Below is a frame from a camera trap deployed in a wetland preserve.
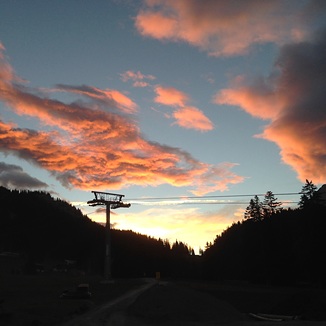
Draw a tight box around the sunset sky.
[1,0,326,252]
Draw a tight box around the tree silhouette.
[244,195,263,221]
[0,187,198,278]
[262,191,282,218]
[299,180,318,208]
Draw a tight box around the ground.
[63,279,326,326]
[105,281,326,326]
[1,275,326,325]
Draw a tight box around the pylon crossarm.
[111,202,131,209]
[87,199,104,206]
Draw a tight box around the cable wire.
[79,192,301,211]
[127,192,300,201]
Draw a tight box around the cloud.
[154,86,214,131]
[135,0,320,56]
[0,161,48,189]
[214,75,281,120]
[214,29,326,184]
[120,70,156,87]
[154,86,189,107]
[173,107,213,131]
[0,44,243,194]
[54,84,137,114]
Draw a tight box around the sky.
[1,0,326,253]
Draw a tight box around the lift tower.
[87,191,131,281]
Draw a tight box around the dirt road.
[61,280,326,326]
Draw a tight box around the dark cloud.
[0,161,48,189]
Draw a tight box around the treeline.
[0,187,104,274]
[203,181,326,285]
[1,182,326,285]
[0,186,196,278]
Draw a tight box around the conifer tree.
[244,195,263,221]
[299,180,318,208]
[262,191,282,217]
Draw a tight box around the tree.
[171,241,192,256]
[244,195,263,221]
[299,180,318,208]
[262,191,282,218]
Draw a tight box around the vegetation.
[0,186,196,279]
[1,181,326,325]
[244,191,282,221]
[204,181,326,285]
[1,180,326,286]
[298,179,319,208]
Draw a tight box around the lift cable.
[127,192,301,202]
[78,192,301,211]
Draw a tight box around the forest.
[0,186,196,278]
[203,181,326,285]
[1,181,326,286]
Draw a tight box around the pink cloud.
[214,76,282,120]
[135,0,315,56]
[0,44,242,194]
[261,119,326,183]
[136,11,177,40]
[154,85,214,132]
[154,86,189,107]
[173,107,213,131]
[215,29,326,184]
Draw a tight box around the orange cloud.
[0,118,242,194]
[135,0,314,56]
[261,118,326,184]
[173,107,213,131]
[0,45,242,194]
[154,86,214,132]
[215,29,326,184]
[154,86,188,107]
[214,76,282,120]
[136,11,177,40]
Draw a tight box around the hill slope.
[204,203,326,285]
[0,187,195,277]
